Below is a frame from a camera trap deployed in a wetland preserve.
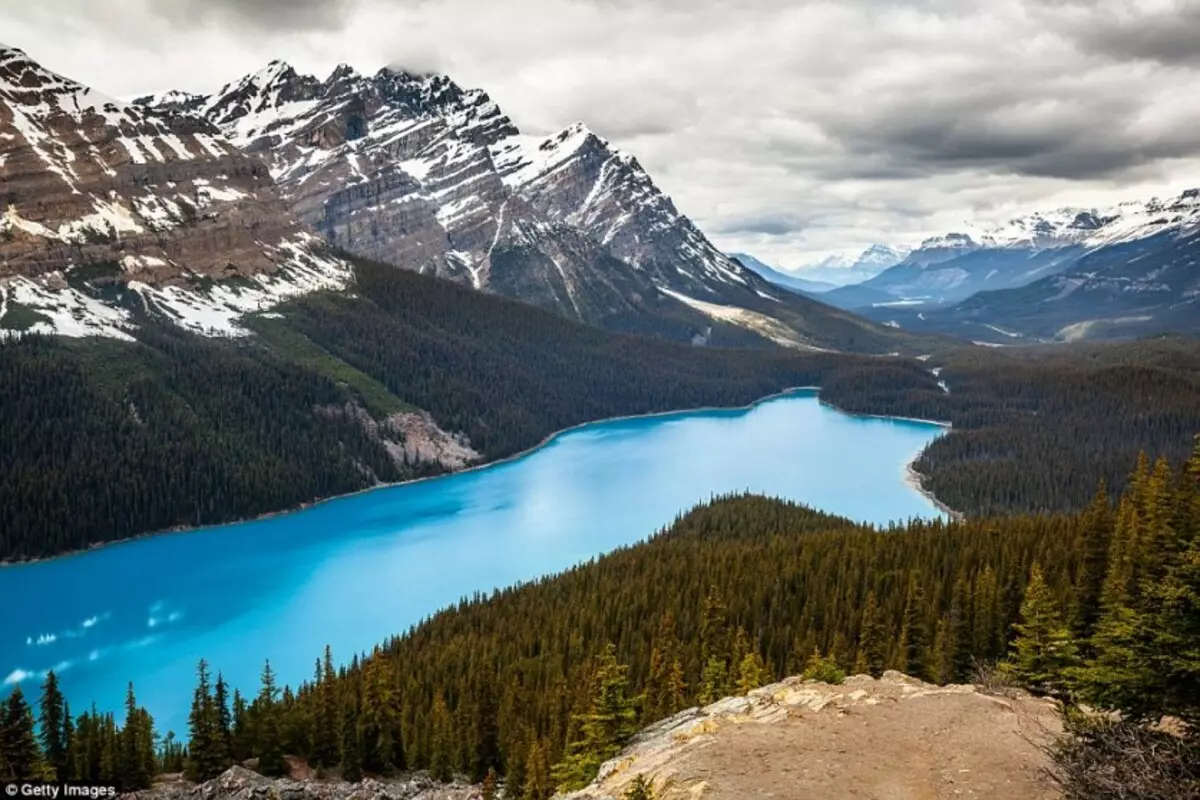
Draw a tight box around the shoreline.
[814,399,959,520]
[1,385,954,568]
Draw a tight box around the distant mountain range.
[851,190,1200,342]
[0,43,915,353]
[728,254,837,293]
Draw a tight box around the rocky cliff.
[567,671,1062,800]
[0,44,349,338]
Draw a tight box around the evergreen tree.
[854,591,886,677]
[213,673,233,762]
[1,685,42,780]
[60,701,75,781]
[1008,563,1077,696]
[310,647,340,769]
[121,683,153,790]
[185,659,227,781]
[360,654,402,774]
[697,656,728,706]
[522,737,552,800]
[736,650,768,694]
[642,614,686,723]
[429,692,454,782]
[801,647,845,684]
[339,695,363,783]
[552,644,637,791]
[254,661,288,777]
[896,576,930,680]
[38,670,67,779]
[1070,482,1115,644]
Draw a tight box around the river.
[0,389,947,734]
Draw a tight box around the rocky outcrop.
[565,671,1063,800]
[129,765,480,800]
[0,44,350,339]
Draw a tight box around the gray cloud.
[2,0,1199,265]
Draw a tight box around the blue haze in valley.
[0,391,946,734]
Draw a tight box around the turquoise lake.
[0,390,946,734]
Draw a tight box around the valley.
[0,390,945,738]
[0,9,1199,799]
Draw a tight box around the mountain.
[789,244,911,286]
[0,44,349,339]
[844,195,1200,312]
[135,61,906,352]
[728,252,837,293]
[863,189,1200,341]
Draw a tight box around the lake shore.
[1,385,952,568]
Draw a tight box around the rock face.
[565,671,1063,800]
[136,61,902,351]
[0,44,350,339]
[129,765,480,800]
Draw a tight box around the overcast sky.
[3,0,1200,266]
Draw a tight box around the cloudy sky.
[3,0,1200,266]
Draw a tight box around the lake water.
[0,390,946,734]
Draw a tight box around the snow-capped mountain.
[864,189,1200,341]
[790,245,911,286]
[850,193,1200,309]
[132,59,903,351]
[0,44,349,340]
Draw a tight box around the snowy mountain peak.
[0,45,351,341]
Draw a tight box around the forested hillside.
[0,260,862,561]
[11,445,1197,796]
[3,255,1199,560]
[823,336,1200,515]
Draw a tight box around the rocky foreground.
[132,672,1062,800]
[568,670,1062,800]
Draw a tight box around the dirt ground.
[573,673,1063,800]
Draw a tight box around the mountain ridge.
[134,58,909,352]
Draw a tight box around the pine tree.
[801,647,845,684]
[310,647,340,769]
[339,695,363,783]
[121,683,153,790]
[38,670,67,779]
[213,673,234,762]
[1070,482,1115,644]
[185,659,227,781]
[1008,563,1077,696]
[429,692,454,782]
[642,614,686,723]
[254,661,288,777]
[697,656,728,705]
[854,590,886,677]
[60,701,75,781]
[522,737,552,800]
[552,643,637,791]
[360,655,402,774]
[896,575,930,680]
[736,650,768,694]
[1,685,42,780]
